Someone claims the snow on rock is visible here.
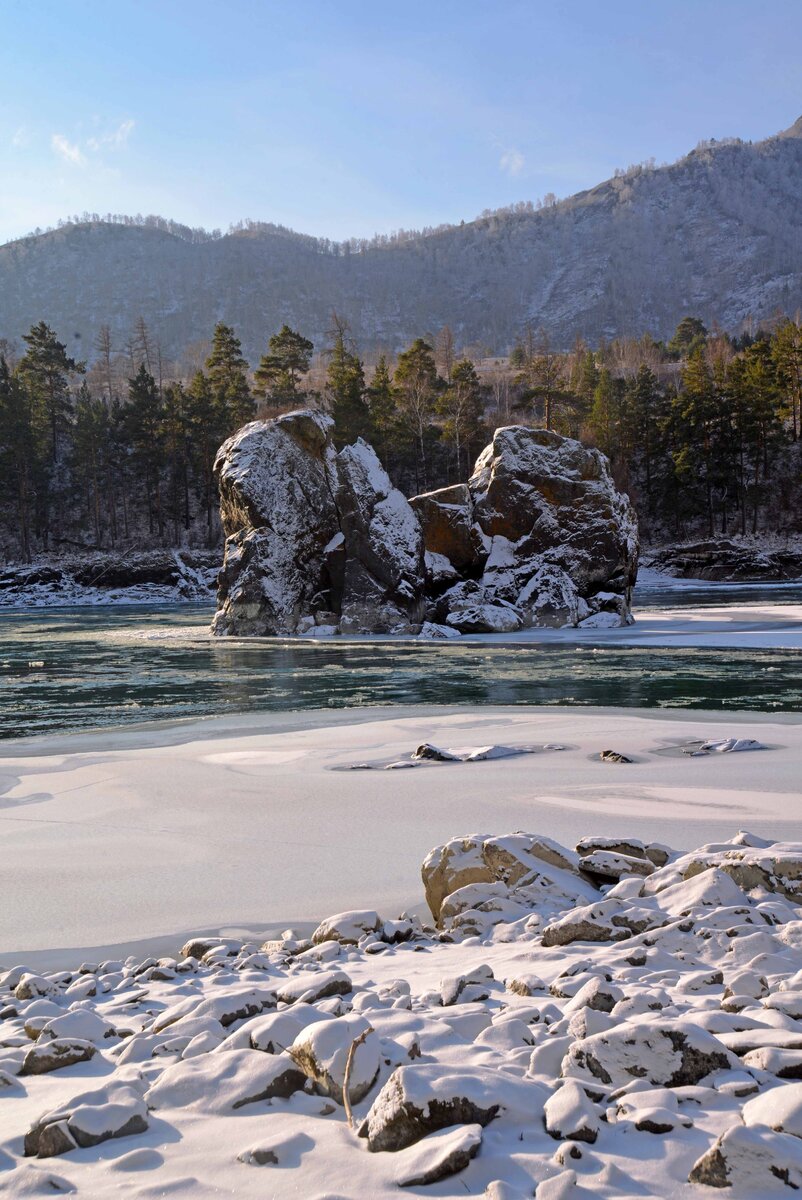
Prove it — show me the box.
[3,827,802,1193]
[393,1122,483,1186]
[24,1081,148,1157]
[290,1014,380,1104]
[563,1020,737,1089]
[360,1064,537,1152]
[145,1049,306,1114]
[213,418,638,636]
[544,1079,600,1142]
[312,910,382,945]
[421,831,593,929]
[689,1123,802,1190]
[20,1040,96,1077]
[417,425,638,630]
[743,1083,802,1138]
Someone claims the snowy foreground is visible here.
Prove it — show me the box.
[3,826,802,1197]
[3,708,802,960]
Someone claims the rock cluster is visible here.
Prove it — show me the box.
[212,412,638,636]
[643,539,802,582]
[3,829,802,1195]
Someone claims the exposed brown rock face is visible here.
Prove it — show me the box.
[212,414,638,636]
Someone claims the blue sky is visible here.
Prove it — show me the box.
[1,0,800,245]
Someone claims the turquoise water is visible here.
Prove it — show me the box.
[1,592,801,739]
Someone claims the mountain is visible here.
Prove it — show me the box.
[2,118,802,361]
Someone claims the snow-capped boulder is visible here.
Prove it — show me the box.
[24,1082,148,1157]
[689,1123,802,1190]
[544,1080,600,1143]
[212,418,638,636]
[213,411,341,635]
[468,427,638,590]
[289,1014,380,1105]
[145,1049,305,1114]
[421,832,593,927]
[312,909,382,946]
[393,1123,483,1186]
[360,1064,534,1152]
[20,1039,96,1076]
[562,1020,737,1089]
[212,412,425,635]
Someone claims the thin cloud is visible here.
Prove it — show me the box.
[51,134,86,166]
[500,148,525,177]
[87,119,135,152]
[11,127,29,149]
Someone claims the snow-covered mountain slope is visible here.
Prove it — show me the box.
[1,118,801,358]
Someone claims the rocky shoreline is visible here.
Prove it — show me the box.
[2,827,802,1195]
[0,550,219,607]
[642,538,802,584]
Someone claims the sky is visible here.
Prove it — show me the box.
[1,0,801,246]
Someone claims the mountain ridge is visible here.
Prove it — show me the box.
[2,116,801,360]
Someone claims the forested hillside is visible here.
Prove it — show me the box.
[1,312,800,563]
[1,118,801,362]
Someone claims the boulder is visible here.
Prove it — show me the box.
[421,832,593,927]
[689,1123,802,1190]
[25,1082,148,1158]
[289,1014,380,1105]
[544,1080,599,1143]
[212,413,425,635]
[213,411,341,635]
[562,1020,737,1089]
[144,1049,305,1114]
[409,484,488,572]
[20,1039,96,1076]
[360,1064,526,1152]
[394,1123,483,1186]
[212,418,638,636]
[311,910,381,945]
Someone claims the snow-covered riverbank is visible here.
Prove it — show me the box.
[2,706,801,964]
[2,816,802,1196]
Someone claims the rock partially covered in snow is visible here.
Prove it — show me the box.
[24,1082,148,1158]
[290,1014,380,1105]
[212,413,425,635]
[421,832,593,928]
[393,1123,483,1186]
[563,1020,737,1089]
[412,426,638,630]
[213,418,638,636]
[544,1080,600,1143]
[311,910,381,945]
[361,1064,532,1152]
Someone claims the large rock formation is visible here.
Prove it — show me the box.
[213,411,425,635]
[412,426,638,633]
[212,413,638,636]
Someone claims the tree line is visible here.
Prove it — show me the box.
[1,312,801,561]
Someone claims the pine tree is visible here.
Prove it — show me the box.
[325,315,370,448]
[71,382,112,546]
[394,338,440,491]
[17,321,84,462]
[253,325,313,410]
[187,370,227,542]
[366,356,402,471]
[0,355,36,560]
[772,319,802,441]
[126,364,165,537]
[205,322,254,431]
